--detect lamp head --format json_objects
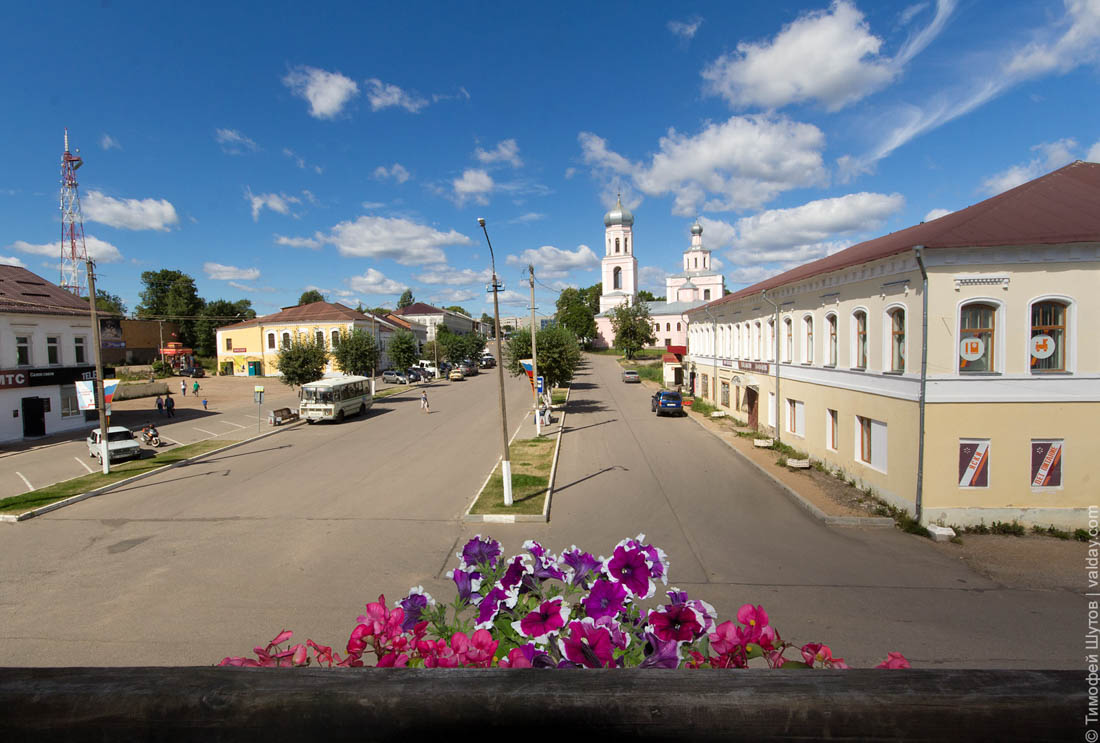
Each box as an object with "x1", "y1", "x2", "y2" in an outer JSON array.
[{"x1": 477, "y1": 217, "x2": 486, "y2": 227}]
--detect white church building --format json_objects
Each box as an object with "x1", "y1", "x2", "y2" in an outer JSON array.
[{"x1": 593, "y1": 197, "x2": 725, "y2": 349}]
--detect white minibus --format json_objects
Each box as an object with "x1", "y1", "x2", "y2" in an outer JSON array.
[{"x1": 299, "y1": 375, "x2": 373, "y2": 423}]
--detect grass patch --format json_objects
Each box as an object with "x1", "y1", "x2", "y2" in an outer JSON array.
[
  {"x1": 635, "y1": 362, "x2": 664, "y2": 384},
  {"x1": 551, "y1": 388, "x2": 568, "y2": 406},
  {"x1": 1031, "y1": 524, "x2": 1074, "y2": 540},
  {"x1": 374, "y1": 384, "x2": 413, "y2": 399},
  {"x1": 771, "y1": 441, "x2": 809, "y2": 460},
  {"x1": 686, "y1": 397, "x2": 717, "y2": 416},
  {"x1": 0, "y1": 439, "x2": 231, "y2": 515},
  {"x1": 469, "y1": 437, "x2": 556, "y2": 516}
]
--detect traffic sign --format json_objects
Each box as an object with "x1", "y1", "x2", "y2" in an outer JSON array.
[{"x1": 537, "y1": 375, "x2": 545, "y2": 394}]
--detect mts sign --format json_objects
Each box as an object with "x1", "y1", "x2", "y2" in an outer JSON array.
[{"x1": 0, "y1": 371, "x2": 29, "y2": 390}]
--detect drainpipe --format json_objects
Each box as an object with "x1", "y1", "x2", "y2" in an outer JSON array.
[
  {"x1": 913, "y1": 246, "x2": 929, "y2": 524},
  {"x1": 761, "y1": 289, "x2": 780, "y2": 447},
  {"x1": 702, "y1": 304, "x2": 718, "y2": 403}
]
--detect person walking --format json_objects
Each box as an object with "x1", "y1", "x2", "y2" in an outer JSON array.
[
  {"x1": 420, "y1": 389, "x2": 430, "y2": 414},
  {"x1": 202, "y1": 397, "x2": 208, "y2": 410},
  {"x1": 180, "y1": 379, "x2": 186, "y2": 396},
  {"x1": 192, "y1": 380, "x2": 200, "y2": 396},
  {"x1": 155, "y1": 395, "x2": 164, "y2": 416},
  {"x1": 165, "y1": 394, "x2": 175, "y2": 418}
]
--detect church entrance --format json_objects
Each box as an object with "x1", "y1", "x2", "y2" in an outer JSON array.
[{"x1": 745, "y1": 387, "x2": 759, "y2": 430}]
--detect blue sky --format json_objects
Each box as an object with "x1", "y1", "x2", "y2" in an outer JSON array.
[{"x1": 2, "y1": 1, "x2": 1098, "y2": 320}]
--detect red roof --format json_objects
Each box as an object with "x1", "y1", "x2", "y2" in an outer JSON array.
[
  {"x1": 219, "y1": 301, "x2": 374, "y2": 330},
  {"x1": 667, "y1": 345, "x2": 687, "y2": 355},
  {"x1": 692, "y1": 160, "x2": 1100, "y2": 313},
  {"x1": 0, "y1": 265, "x2": 103, "y2": 316},
  {"x1": 662, "y1": 353, "x2": 680, "y2": 363},
  {"x1": 392, "y1": 302, "x2": 444, "y2": 316}
]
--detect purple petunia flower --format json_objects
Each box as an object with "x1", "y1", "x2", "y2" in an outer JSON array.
[
  {"x1": 617, "y1": 534, "x2": 670, "y2": 586},
  {"x1": 396, "y1": 586, "x2": 435, "y2": 632},
  {"x1": 647, "y1": 604, "x2": 702, "y2": 643},
  {"x1": 474, "y1": 584, "x2": 518, "y2": 630},
  {"x1": 512, "y1": 598, "x2": 570, "y2": 644},
  {"x1": 499, "y1": 555, "x2": 531, "y2": 592},
  {"x1": 447, "y1": 567, "x2": 483, "y2": 605},
  {"x1": 666, "y1": 588, "x2": 717, "y2": 635},
  {"x1": 582, "y1": 578, "x2": 629, "y2": 621},
  {"x1": 523, "y1": 539, "x2": 549, "y2": 560},
  {"x1": 605, "y1": 545, "x2": 654, "y2": 599},
  {"x1": 561, "y1": 547, "x2": 603, "y2": 588},
  {"x1": 460, "y1": 535, "x2": 502, "y2": 570},
  {"x1": 558, "y1": 618, "x2": 616, "y2": 668},
  {"x1": 638, "y1": 631, "x2": 683, "y2": 669}
]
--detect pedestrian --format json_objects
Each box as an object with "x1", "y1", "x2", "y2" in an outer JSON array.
[
  {"x1": 155, "y1": 395, "x2": 164, "y2": 416},
  {"x1": 165, "y1": 394, "x2": 175, "y2": 418},
  {"x1": 180, "y1": 379, "x2": 186, "y2": 396},
  {"x1": 202, "y1": 397, "x2": 208, "y2": 410},
  {"x1": 192, "y1": 380, "x2": 200, "y2": 395},
  {"x1": 420, "y1": 389, "x2": 430, "y2": 414}
]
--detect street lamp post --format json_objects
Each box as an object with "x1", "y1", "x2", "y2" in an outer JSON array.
[{"x1": 478, "y1": 218, "x2": 513, "y2": 507}]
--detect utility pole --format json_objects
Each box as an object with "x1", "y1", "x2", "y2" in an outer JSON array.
[
  {"x1": 478, "y1": 218, "x2": 513, "y2": 506},
  {"x1": 529, "y1": 265, "x2": 541, "y2": 436},
  {"x1": 86, "y1": 259, "x2": 110, "y2": 474}
]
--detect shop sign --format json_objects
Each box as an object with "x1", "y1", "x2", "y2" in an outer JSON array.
[
  {"x1": 721, "y1": 359, "x2": 733, "y2": 367},
  {"x1": 738, "y1": 360, "x2": 769, "y2": 373},
  {"x1": 0, "y1": 366, "x2": 96, "y2": 390},
  {"x1": 233, "y1": 348, "x2": 248, "y2": 353}
]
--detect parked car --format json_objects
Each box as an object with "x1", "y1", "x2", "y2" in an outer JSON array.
[
  {"x1": 439, "y1": 362, "x2": 453, "y2": 375},
  {"x1": 416, "y1": 360, "x2": 439, "y2": 377},
  {"x1": 86, "y1": 426, "x2": 143, "y2": 462},
  {"x1": 479, "y1": 356, "x2": 496, "y2": 369},
  {"x1": 651, "y1": 390, "x2": 684, "y2": 417},
  {"x1": 449, "y1": 368, "x2": 465, "y2": 381},
  {"x1": 622, "y1": 370, "x2": 641, "y2": 383},
  {"x1": 179, "y1": 366, "x2": 205, "y2": 377},
  {"x1": 460, "y1": 360, "x2": 478, "y2": 375},
  {"x1": 405, "y1": 368, "x2": 423, "y2": 382},
  {"x1": 381, "y1": 369, "x2": 408, "y2": 384}
]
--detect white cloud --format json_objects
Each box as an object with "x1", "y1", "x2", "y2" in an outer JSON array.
[
  {"x1": 0, "y1": 255, "x2": 26, "y2": 267},
  {"x1": 581, "y1": 115, "x2": 827, "y2": 215},
  {"x1": 283, "y1": 66, "x2": 360, "y2": 119},
  {"x1": 1089, "y1": 140, "x2": 1100, "y2": 163},
  {"x1": 84, "y1": 190, "x2": 179, "y2": 231},
  {"x1": 509, "y1": 212, "x2": 546, "y2": 224},
  {"x1": 703, "y1": 1, "x2": 955, "y2": 112},
  {"x1": 246, "y1": 188, "x2": 301, "y2": 221},
  {"x1": 282, "y1": 147, "x2": 322, "y2": 174},
  {"x1": 639, "y1": 265, "x2": 670, "y2": 290},
  {"x1": 364, "y1": 78, "x2": 428, "y2": 112},
  {"x1": 215, "y1": 128, "x2": 259, "y2": 154},
  {"x1": 924, "y1": 207, "x2": 952, "y2": 222},
  {"x1": 453, "y1": 168, "x2": 495, "y2": 206},
  {"x1": 475, "y1": 139, "x2": 523, "y2": 168},
  {"x1": 564, "y1": 167, "x2": 577, "y2": 179},
  {"x1": 275, "y1": 233, "x2": 323, "y2": 249},
  {"x1": 899, "y1": 3, "x2": 929, "y2": 26},
  {"x1": 726, "y1": 264, "x2": 801, "y2": 285},
  {"x1": 10, "y1": 235, "x2": 123, "y2": 262},
  {"x1": 204, "y1": 262, "x2": 260, "y2": 281},
  {"x1": 430, "y1": 288, "x2": 478, "y2": 304},
  {"x1": 981, "y1": 138, "x2": 1078, "y2": 194},
  {"x1": 325, "y1": 215, "x2": 473, "y2": 265},
  {"x1": 668, "y1": 15, "x2": 703, "y2": 40},
  {"x1": 417, "y1": 266, "x2": 490, "y2": 285},
  {"x1": 346, "y1": 268, "x2": 406, "y2": 295},
  {"x1": 100, "y1": 134, "x2": 121, "y2": 151},
  {"x1": 373, "y1": 163, "x2": 411, "y2": 183},
  {"x1": 496, "y1": 289, "x2": 528, "y2": 306},
  {"x1": 1005, "y1": 0, "x2": 1100, "y2": 78},
  {"x1": 505, "y1": 244, "x2": 599, "y2": 278}
]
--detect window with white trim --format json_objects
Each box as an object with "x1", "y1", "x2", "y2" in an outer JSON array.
[
  {"x1": 16, "y1": 336, "x2": 31, "y2": 366},
  {"x1": 267, "y1": 333, "x2": 276, "y2": 349},
  {"x1": 1029, "y1": 300, "x2": 1067, "y2": 373},
  {"x1": 60, "y1": 384, "x2": 80, "y2": 417},
  {"x1": 74, "y1": 336, "x2": 86, "y2": 364},
  {"x1": 959, "y1": 302, "x2": 996, "y2": 372},
  {"x1": 47, "y1": 336, "x2": 60, "y2": 365},
  {"x1": 332, "y1": 329, "x2": 340, "y2": 347},
  {"x1": 225, "y1": 337, "x2": 233, "y2": 351},
  {"x1": 826, "y1": 409, "x2": 838, "y2": 451},
  {"x1": 851, "y1": 310, "x2": 868, "y2": 369},
  {"x1": 786, "y1": 398, "x2": 805, "y2": 436},
  {"x1": 888, "y1": 308, "x2": 905, "y2": 372},
  {"x1": 281, "y1": 332, "x2": 290, "y2": 349},
  {"x1": 826, "y1": 314, "x2": 837, "y2": 366},
  {"x1": 856, "y1": 415, "x2": 887, "y2": 472},
  {"x1": 784, "y1": 318, "x2": 793, "y2": 363},
  {"x1": 766, "y1": 319, "x2": 775, "y2": 361},
  {"x1": 802, "y1": 315, "x2": 814, "y2": 364}
]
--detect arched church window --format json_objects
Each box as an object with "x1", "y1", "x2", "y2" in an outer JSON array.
[
  {"x1": 615, "y1": 238, "x2": 620, "y2": 254},
  {"x1": 694, "y1": 257, "x2": 698, "y2": 268},
  {"x1": 613, "y1": 266, "x2": 622, "y2": 290},
  {"x1": 624, "y1": 237, "x2": 629, "y2": 253},
  {"x1": 676, "y1": 322, "x2": 681, "y2": 331},
  {"x1": 704, "y1": 289, "x2": 711, "y2": 300},
  {"x1": 666, "y1": 323, "x2": 671, "y2": 331}
]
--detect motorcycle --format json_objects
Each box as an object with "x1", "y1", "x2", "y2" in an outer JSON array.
[{"x1": 139, "y1": 429, "x2": 163, "y2": 447}]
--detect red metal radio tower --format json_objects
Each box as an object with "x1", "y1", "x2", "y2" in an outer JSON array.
[{"x1": 59, "y1": 128, "x2": 88, "y2": 296}]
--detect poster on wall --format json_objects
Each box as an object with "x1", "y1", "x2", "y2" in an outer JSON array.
[
  {"x1": 958, "y1": 439, "x2": 989, "y2": 488},
  {"x1": 99, "y1": 317, "x2": 125, "y2": 348},
  {"x1": 1031, "y1": 440, "x2": 1063, "y2": 488}
]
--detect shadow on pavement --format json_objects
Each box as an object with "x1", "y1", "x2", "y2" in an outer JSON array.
[
  {"x1": 569, "y1": 381, "x2": 597, "y2": 390},
  {"x1": 561, "y1": 419, "x2": 617, "y2": 434},
  {"x1": 554, "y1": 465, "x2": 628, "y2": 495},
  {"x1": 561, "y1": 398, "x2": 608, "y2": 414},
  {"x1": 179, "y1": 444, "x2": 293, "y2": 465}
]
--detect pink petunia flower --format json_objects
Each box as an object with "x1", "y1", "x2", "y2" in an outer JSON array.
[
  {"x1": 876, "y1": 652, "x2": 911, "y2": 669},
  {"x1": 512, "y1": 598, "x2": 570, "y2": 644}
]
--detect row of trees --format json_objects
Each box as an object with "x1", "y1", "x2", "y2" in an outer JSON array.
[
  {"x1": 275, "y1": 327, "x2": 423, "y2": 388},
  {"x1": 553, "y1": 281, "x2": 658, "y2": 359},
  {"x1": 132, "y1": 269, "x2": 257, "y2": 358}
]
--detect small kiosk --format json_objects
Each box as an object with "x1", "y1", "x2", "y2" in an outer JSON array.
[{"x1": 158, "y1": 342, "x2": 195, "y2": 373}]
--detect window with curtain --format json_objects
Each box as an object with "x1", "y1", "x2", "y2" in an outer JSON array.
[
  {"x1": 826, "y1": 315, "x2": 837, "y2": 366},
  {"x1": 1030, "y1": 300, "x2": 1067, "y2": 372},
  {"x1": 959, "y1": 303, "x2": 996, "y2": 372},
  {"x1": 889, "y1": 308, "x2": 905, "y2": 372},
  {"x1": 853, "y1": 311, "x2": 867, "y2": 369},
  {"x1": 803, "y1": 316, "x2": 814, "y2": 364}
]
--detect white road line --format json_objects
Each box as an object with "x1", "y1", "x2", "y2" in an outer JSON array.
[
  {"x1": 74, "y1": 457, "x2": 95, "y2": 474},
  {"x1": 220, "y1": 421, "x2": 247, "y2": 429},
  {"x1": 193, "y1": 427, "x2": 219, "y2": 436},
  {"x1": 16, "y1": 472, "x2": 32, "y2": 491}
]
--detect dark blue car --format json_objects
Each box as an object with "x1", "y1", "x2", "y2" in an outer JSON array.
[{"x1": 651, "y1": 390, "x2": 683, "y2": 417}]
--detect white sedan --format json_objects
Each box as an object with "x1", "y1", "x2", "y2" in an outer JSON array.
[{"x1": 87, "y1": 427, "x2": 143, "y2": 463}]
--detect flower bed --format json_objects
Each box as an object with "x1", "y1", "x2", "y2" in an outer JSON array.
[{"x1": 221, "y1": 535, "x2": 908, "y2": 670}]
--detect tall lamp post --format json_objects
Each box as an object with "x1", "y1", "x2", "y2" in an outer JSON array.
[{"x1": 478, "y1": 218, "x2": 513, "y2": 507}]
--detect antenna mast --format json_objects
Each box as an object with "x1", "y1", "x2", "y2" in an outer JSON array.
[{"x1": 59, "y1": 128, "x2": 88, "y2": 296}]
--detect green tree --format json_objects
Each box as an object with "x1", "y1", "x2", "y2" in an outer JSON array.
[
  {"x1": 388, "y1": 329, "x2": 420, "y2": 371},
  {"x1": 444, "y1": 305, "x2": 470, "y2": 317},
  {"x1": 275, "y1": 334, "x2": 328, "y2": 388},
  {"x1": 481, "y1": 312, "x2": 493, "y2": 328},
  {"x1": 580, "y1": 282, "x2": 602, "y2": 315},
  {"x1": 397, "y1": 288, "x2": 415, "y2": 309},
  {"x1": 93, "y1": 289, "x2": 127, "y2": 315},
  {"x1": 556, "y1": 287, "x2": 597, "y2": 344},
  {"x1": 610, "y1": 301, "x2": 656, "y2": 360},
  {"x1": 637, "y1": 289, "x2": 665, "y2": 302},
  {"x1": 504, "y1": 325, "x2": 581, "y2": 390},
  {"x1": 331, "y1": 327, "x2": 380, "y2": 377},
  {"x1": 298, "y1": 289, "x2": 325, "y2": 305},
  {"x1": 135, "y1": 270, "x2": 204, "y2": 347},
  {"x1": 421, "y1": 339, "x2": 439, "y2": 365},
  {"x1": 194, "y1": 298, "x2": 255, "y2": 357}
]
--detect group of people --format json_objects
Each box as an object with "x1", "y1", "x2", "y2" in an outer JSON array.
[{"x1": 154, "y1": 379, "x2": 207, "y2": 417}]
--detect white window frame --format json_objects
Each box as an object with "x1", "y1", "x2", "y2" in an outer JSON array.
[
  {"x1": 73, "y1": 335, "x2": 87, "y2": 365},
  {"x1": 802, "y1": 314, "x2": 814, "y2": 365},
  {"x1": 956, "y1": 297, "x2": 1005, "y2": 376},
  {"x1": 825, "y1": 313, "x2": 837, "y2": 367},
  {"x1": 60, "y1": 384, "x2": 81, "y2": 418},
  {"x1": 882, "y1": 303, "x2": 908, "y2": 374},
  {"x1": 783, "y1": 317, "x2": 793, "y2": 363},
  {"x1": 850, "y1": 307, "x2": 869, "y2": 370},
  {"x1": 855, "y1": 415, "x2": 888, "y2": 473},
  {"x1": 1025, "y1": 294, "x2": 1075, "y2": 374},
  {"x1": 826, "y1": 408, "x2": 838, "y2": 451},
  {"x1": 766, "y1": 319, "x2": 775, "y2": 362},
  {"x1": 16, "y1": 335, "x2": 32, "y2": 366},
  {"x1": 46, "y1": 335, "x2": 61, "y2": 366},
  {"x1": 786, "y1": 398, "x2": 805, "y2": 437}
]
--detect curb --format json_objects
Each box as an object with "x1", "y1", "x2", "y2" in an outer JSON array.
[
  {"x1": 463, "y1": 385, "x2": 570, "y2": 524},
  {"x1": 0, "y1": 420, "x2": 307, "y2": 523},
  {"x1": 683, "y1": 411, "x2": 895, "y2": 529}
]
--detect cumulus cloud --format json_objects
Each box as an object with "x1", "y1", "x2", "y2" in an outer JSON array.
[
  {"x1": 100, "y1": 134, "x2": 121, "y2": 151},
  {"x1": 453, "y1": 168, "x2": 495, "y2": 205},
  {"x1": 430, "y1": 288, "x2": 478, "y2": 304},
  {"x1": 702, "y1": 0, "x2": 955, "y2": 112},
  {"x1": 475, "y1": 139, "x2": 523, "y2": 168},
  {"x1": 0, "y1": 255, "x2": 26, "y2": 267},
  {"x1": 324, "y1": 215, "x2": 473, "y2": 265},
  {"x1": 275, "y1": 233, "x2": 323, "y2": 249},
  {"x1": 495, "y1": 289, "x2": 528, "y2": 306},
  {"x1": 215, "y1": 128, "x2": 259, "y2": 154},
  {"x1": 10, "y1": 235, "x2": 123, "y2": 262},
  {"x1": 283, "y1": 66, "x2": 360, "y2": 119},
  {"x1": 1089, "y1": 140, "x2": 1100, "y2": 163},
  {"x1": 924, "y1": 207, "x2": 952, "y2": 222},
  {"x1": 981, "y1": 138, "x2": 1078, "y2": 194},
  {"x1": 505, "y1": 244, "x2": 599, "y2": 278},
  {"x1": 373, "y1": 163, "x2": 411, "y2": 183},
  {"x1": 639, "y1": 265, "x2": 670, "y2": 290},
  {"x1": 581, "y1": 115, "x2": 827, "y2": 215},
  {"x1": 346, "y1": 268, "x2": 406, "y2": 295},
  {"x1": 204, "y1": 262, "x2": 260, "y2": 281},
  {"x1": 668, "y1": 15, "x2": 703, "y2": 40},
  {"x1": 365, "y1": 78, "x2": 428, "y2": 112},
  {"x1": 84, "y1": 190, "x2": 179, "y2": 231},
  {"x1": 509, "y1": 212, "x2": 546, "y2": 224},
  {"x1": 417, "y1": 266, "x2": 490, "y2": 285},
  {"x1": 246, "y1": 188, "x2": 301, "y2": 221}
]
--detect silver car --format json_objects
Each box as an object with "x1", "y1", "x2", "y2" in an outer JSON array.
[{"x1": 87, "y1": 426, "x2": 143, "y2": 463}]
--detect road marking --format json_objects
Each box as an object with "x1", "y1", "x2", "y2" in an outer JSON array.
[
  {"x1": 194, "y1": 427, "x2": 219, "y2": 436},
  {"x1": 16, "y1": 472, "x2": 32, "y2": 491},
  {"x1": 220, "y1": 421, "x2": 247, "y2": 429},
  {"x1": 74, "y1": 457, "x2": 94, "y2": 474}
]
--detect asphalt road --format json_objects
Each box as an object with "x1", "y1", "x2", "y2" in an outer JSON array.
[{"x1": 0, "y1": 355, "x2": 1082, "y2": 669}]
